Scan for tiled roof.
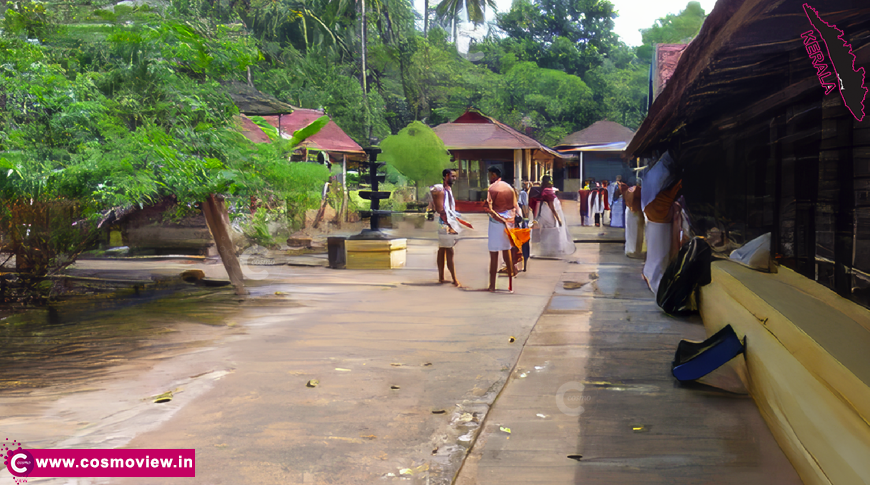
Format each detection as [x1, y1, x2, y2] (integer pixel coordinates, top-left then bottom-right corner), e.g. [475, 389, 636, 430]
[556, 121, 635, 148]
[236, 115, 272, 144]
[433, 111, 563, 158]
[260, 109, 364, 154]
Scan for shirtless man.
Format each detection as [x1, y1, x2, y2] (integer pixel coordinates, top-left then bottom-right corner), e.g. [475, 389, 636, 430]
[430, 168, 461, 286]
[484, 166, 520, 292]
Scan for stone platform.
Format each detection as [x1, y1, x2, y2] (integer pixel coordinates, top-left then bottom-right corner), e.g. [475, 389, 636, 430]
[344, 238, 407, 270]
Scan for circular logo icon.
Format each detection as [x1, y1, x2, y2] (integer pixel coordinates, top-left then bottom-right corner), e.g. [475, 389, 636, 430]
[6, 449, 35, 477]
[555, 381, 586, 416]
[239, 247, 271, 281]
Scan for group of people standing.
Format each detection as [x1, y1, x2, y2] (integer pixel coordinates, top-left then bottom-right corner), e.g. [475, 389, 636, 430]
[429, 167, 576, 293]
[578, 177, 627, 228]
[429, 163, 683, 298]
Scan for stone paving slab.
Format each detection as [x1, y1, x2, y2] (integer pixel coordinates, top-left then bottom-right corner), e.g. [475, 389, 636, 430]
[454, 243, 802, 485]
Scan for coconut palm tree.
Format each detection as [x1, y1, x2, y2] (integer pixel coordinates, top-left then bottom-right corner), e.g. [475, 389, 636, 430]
[435, 0, 496, 39]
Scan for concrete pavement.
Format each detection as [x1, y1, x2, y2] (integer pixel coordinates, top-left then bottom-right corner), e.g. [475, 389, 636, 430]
[1, 209, 800, 485]
[455, 243, 801, 484]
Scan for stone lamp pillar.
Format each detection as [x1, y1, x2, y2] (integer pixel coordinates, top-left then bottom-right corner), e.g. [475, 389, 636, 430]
[345, 147, 407, 268]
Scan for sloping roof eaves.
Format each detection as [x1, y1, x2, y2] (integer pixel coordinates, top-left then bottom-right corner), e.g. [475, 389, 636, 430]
[625, 0, 870, 157]
[626, 0, 747, 157]
[260, 110, 364, 154]
[558, 142, 628, 152]
[221, 80, 298, 115]
[433, 123, 536, 150]
[236, 115, 272, 144]
[556, 120, 635, 148]
[435, 110, 573, 159]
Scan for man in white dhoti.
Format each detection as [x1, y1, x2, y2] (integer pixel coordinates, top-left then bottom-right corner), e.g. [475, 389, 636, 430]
[589, 185, 603, 227]
[624, 181, 645, 258]
[430, 168, 462, 286]
[609, 176, 625, 228]
[578, 183, 594, 226]
[484, 166, 519, 293]
[638, 151, 684, 294]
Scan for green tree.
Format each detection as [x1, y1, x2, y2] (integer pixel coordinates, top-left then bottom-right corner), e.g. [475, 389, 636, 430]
[497, 62, 597, 145]
[585, 60, 648, 129]
[636, 1, 707, 61]
[493, 0, 619, 77]
[253, 50, 390, 144]
[0, 12, 326, 300]
[435, 0, 496, 43]
[379, 121, 451, 198]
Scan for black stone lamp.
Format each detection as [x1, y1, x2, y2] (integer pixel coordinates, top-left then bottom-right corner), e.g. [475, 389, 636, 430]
[350, 146, 391, 240]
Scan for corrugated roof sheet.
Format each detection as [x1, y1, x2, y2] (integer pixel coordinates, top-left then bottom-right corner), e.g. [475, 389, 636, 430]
[556, 121, 635, 148]
[260, 109, 364, 154]
[558, 141, 629, 152]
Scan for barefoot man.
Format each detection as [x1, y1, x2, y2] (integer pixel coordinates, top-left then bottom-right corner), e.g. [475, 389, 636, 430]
[431, 168, 462, 286]
[484, 166, 520, 292]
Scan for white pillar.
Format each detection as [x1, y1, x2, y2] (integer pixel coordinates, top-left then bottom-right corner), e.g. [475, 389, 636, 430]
[580, 152, 584, 185]
[513, 149, 522, 190]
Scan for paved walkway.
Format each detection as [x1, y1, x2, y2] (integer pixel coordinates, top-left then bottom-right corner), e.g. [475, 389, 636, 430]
[1, 207, 800, 485]
[455, 243, 801, 484]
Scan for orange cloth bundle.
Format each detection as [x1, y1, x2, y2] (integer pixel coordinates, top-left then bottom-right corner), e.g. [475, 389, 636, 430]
[643, 181, 683, 223]
[624, 186, 642, 212]
[505, 227, 531, 249]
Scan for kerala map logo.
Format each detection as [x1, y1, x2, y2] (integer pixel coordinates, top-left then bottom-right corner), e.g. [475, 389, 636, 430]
[802, 3, 868, 122]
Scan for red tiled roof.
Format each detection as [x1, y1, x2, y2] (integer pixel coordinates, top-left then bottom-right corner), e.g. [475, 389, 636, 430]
[434, 111, 562, 157]
[653, 44, 689, 102]
[236, 115, 272, 144]
[260, 109, 364, 154]
[556, 121, 635, 148]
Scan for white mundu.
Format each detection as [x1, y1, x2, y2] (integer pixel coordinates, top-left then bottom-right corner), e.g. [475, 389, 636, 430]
[431, 183, 461, 248]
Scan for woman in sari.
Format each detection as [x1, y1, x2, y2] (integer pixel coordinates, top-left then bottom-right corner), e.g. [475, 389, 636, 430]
[531, 176, 576, 258]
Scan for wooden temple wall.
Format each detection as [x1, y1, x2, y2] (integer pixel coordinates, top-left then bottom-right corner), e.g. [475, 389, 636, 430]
[680, 65, 869, 308]
[734, 88, 868, 308]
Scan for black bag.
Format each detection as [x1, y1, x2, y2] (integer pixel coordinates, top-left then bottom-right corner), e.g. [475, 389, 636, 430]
[656, 237, 712, 314]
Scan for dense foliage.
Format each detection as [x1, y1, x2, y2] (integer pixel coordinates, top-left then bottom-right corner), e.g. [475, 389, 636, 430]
[635, 1, 707, 62]
[0, 1, 328, 298]
[176, 0, 706, 141]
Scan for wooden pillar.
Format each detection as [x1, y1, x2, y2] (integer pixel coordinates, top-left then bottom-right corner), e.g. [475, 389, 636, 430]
[513, 149, 522, 190]
[524, 150, 532, 184]
[770, 115, 784, 262]
[202, 194, 246, 295]
[819, 95, 854, 296]
[341, 154, 348, 222]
